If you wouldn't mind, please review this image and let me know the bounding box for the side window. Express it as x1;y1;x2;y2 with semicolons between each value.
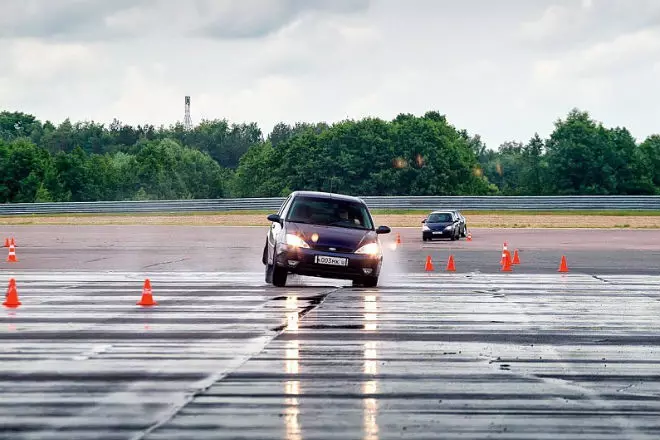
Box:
278;195;291;217
279;195;294;218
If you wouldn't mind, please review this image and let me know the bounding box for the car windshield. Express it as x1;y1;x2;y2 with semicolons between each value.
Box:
286;196;374;230
428;213;453;223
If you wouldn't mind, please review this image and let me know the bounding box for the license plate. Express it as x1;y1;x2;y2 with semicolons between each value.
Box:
433;231;443;235
315;255;348;266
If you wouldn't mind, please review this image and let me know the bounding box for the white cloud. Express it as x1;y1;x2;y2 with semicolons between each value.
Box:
532;27;660;82
1;0;660;149
9;39;103;80
520;4;582;42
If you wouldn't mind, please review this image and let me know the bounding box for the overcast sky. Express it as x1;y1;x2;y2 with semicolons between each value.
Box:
1;0;659;148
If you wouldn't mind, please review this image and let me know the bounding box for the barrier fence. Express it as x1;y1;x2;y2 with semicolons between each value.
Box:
0;196;658;215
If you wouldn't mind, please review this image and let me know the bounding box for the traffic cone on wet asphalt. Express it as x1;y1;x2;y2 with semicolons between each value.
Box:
3;238;8;248
6;244;17;263
10;237;15;247
425;255;434;272
558;256;569;273
5;278;15;298
501;249;513;272
137;279;157;306
500;242;509;265
467;232;472;241
3;278;21;308
396;233;401;245
512;249;520;265
446;255;456;272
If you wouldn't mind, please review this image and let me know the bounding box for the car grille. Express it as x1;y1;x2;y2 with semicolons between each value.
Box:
313;245;354;253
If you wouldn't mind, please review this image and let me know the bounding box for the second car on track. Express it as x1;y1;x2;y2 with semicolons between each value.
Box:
421;210;462;241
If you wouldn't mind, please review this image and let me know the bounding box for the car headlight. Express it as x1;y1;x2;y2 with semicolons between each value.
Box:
285;234;310;249
355;242;381;255
444;225;454;231
422;225;430;231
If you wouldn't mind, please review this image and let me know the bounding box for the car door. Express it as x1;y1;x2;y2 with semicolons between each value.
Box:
267;195;292;264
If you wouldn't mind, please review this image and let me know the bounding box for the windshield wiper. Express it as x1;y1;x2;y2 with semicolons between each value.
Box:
326;222;368;230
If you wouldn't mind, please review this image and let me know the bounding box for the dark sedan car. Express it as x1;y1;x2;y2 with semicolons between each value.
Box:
263;191;391;287
422;211;461;241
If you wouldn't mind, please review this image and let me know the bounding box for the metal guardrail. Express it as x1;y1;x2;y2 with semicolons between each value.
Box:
0;196;658;215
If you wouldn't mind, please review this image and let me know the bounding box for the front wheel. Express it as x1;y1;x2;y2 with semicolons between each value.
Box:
272;264;288;287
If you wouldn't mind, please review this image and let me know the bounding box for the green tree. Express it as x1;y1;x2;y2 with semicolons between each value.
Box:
0;138;52;202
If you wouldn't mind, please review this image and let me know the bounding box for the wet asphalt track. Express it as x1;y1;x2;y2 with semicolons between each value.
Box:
1;226;660;439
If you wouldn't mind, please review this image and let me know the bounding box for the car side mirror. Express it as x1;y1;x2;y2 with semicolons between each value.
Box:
267;214;281;224
376;226;391;234
421;218;427;224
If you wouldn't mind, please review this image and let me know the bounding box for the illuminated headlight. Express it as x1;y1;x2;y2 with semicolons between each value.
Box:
422;225;430;231
285;234;310;249
355;242;381;255
444;225;454;231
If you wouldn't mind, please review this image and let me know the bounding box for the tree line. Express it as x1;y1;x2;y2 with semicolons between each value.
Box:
1;108;659;203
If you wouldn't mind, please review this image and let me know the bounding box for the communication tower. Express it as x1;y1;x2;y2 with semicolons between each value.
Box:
184;96;192;130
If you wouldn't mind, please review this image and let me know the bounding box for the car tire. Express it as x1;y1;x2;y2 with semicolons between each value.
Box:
353;276;378;288
265;263;273;283
272;264;288;287
262;242;268;265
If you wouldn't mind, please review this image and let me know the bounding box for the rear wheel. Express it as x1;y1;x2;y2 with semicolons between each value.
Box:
265;263;273;283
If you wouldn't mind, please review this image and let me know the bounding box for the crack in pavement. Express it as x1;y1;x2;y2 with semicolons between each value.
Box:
142;258;190;269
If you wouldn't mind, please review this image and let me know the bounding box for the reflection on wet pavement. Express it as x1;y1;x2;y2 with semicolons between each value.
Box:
4;272;660;439
145;273;660;439
285;294;301;440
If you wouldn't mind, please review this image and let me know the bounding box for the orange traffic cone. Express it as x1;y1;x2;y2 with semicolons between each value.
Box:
3;238;8;248
396;233;401;245
512;249;520;265
425;255;434;272
10;237;15;247
467;232;472;241
3;278;21;308
137;279;157;306
446;255;456;272
558;256;569;273
6;244;17;263
500;242;509;265
501;251;513;272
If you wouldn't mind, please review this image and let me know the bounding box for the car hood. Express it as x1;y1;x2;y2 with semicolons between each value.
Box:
287;222;375;251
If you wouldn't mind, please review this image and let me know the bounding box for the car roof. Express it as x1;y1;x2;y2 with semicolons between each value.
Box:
430;210;455;215
291;191;365;204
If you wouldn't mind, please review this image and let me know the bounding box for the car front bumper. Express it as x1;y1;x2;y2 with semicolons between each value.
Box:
423;229;455;239
275;245;382;280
